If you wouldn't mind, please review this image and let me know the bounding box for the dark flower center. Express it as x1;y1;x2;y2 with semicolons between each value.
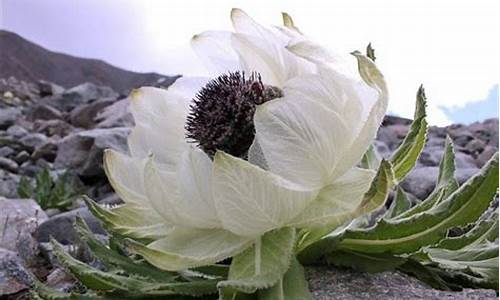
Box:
185;72;282;158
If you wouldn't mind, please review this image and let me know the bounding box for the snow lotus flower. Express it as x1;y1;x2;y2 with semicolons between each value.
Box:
97;9;388;271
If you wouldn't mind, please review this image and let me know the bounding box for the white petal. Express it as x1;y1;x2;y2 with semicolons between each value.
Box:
213;152;317;237
191;31;241;76
332;53;388;178
254;90;352;189
127;227;252;271
103;149;147;206
144;150;220;229
287;39;358;79
290;167;376;228
176;147;220;228
143;157;181;226
128;77;208;166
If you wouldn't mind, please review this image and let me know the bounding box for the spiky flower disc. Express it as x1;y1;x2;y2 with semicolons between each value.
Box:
185;71;282;158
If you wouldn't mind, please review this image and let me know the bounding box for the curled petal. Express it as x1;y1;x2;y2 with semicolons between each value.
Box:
127;228;252;271
289;167;376;228
191;31;241;76
213;152;318;237
103;149;147;206
128;77;208;166
254;88;352;188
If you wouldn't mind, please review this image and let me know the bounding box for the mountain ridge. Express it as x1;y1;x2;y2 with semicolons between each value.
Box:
0;30;178;92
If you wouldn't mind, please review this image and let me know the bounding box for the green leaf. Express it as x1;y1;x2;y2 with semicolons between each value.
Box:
326;250;406;273
390;85;428;183
50;238;218;296
360;143;381;170
398;259;452;290
339;153;499;254
422;242;499;290
74;216;177;282
436;136;456;189
297;160;393;263
17;176;33;199
218;228;295;298
434;210;498;251
258;258;313;300
384;186;412;219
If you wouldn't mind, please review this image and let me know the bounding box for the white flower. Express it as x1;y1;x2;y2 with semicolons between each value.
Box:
99;9;388;271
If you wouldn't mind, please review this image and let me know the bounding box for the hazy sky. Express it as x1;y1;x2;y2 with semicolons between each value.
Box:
1;0;499;125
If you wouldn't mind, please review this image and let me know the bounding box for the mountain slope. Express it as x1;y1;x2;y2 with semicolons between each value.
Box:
0;30;178;92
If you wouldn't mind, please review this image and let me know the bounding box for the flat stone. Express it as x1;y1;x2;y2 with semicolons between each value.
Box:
0;198;48;252
6;125;28;138
0;249;30;296
34;207;105;244
307;266;497;300
27;104;63;121
54;127;130;176
95;98;134;128
0;157;19;173
0;170;21;198
19;133;48;150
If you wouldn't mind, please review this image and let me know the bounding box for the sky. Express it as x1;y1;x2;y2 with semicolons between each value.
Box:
1;0;499;125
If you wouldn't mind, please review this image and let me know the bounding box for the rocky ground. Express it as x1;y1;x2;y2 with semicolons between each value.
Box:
0;76;498;299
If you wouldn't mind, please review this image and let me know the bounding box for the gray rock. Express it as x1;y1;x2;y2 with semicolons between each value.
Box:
27;104;63;121
31;141;58;162
0;146;14;157
58;82;118;112
54;127;130;176
34;207;105;244
38;80;65;97
0;107;22;130
14;150;30;164
401;166;479;200
0;248;30;296
476;146;498;167
419;147;476;168
34;119;75;137
0;157;18;173
377;125;409;150
0;170;21;198
0;198;48;251
19;133;48;150
6;125;28;138
95;98;134;128
307;266;496;300
69;97;116;128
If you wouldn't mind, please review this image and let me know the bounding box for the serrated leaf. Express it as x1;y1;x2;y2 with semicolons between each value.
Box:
384;186;412;219
218;228;295;299
84;195;168;241
422;242;499;290
326;250;406;273
297;160;393;263
436;136;457;189
74;216;177;282
390;85;428;183
397;259;452;290
51;238;217;296
339;153;498;254
434;210;498;251
258;258;313;300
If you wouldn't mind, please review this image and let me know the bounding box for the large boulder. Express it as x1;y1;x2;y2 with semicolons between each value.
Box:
95;98;134;128
54;127;130;176
69;97;116;128
41;82;118;112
